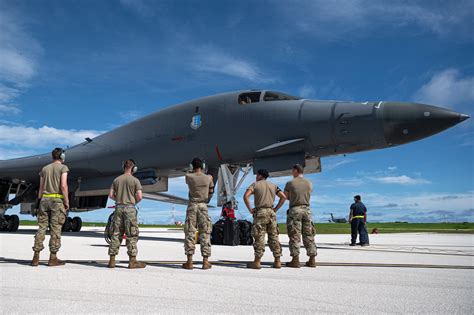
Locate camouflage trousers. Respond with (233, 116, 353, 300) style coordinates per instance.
(33, 198, 67, 253)
(184, 202, 212, 257)
(108, 206, 139, 257)
(252, 208, 282, 258)
(287, 205, 317, 257)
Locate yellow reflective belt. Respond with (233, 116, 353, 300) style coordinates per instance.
(42, 193, 64, 199)
(352, 215, 365, 219)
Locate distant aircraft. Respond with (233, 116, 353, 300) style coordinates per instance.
(0, 90, 469, 231)
(328, 213, 348, 224)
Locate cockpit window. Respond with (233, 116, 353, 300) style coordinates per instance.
(263, 91, 301, 101)
(238, 92, 261, 104)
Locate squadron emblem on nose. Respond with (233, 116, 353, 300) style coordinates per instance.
(190, 114, 202, 130)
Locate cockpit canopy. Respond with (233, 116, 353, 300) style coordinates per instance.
(238, 91, 301, 104)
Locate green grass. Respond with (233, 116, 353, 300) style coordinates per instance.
(279, 222, 474, 234)
(20, 220, 473, 233)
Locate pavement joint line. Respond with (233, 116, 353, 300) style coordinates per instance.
(0, 258, 472, 269)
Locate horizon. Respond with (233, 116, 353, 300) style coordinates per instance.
(1, 0, 473, 224)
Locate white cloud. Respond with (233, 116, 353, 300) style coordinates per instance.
(0, 104, 21, 115)
(0, 148, 39, 160)
(311, 191, 473, 216)
(194, 46, 273, 83)
(370, 175, 431, 185)
(0, 125, 103, 159)
(413, 68, 474, 108)
(119, 110, 143, 122)
(0, 7, 41, 115)
(280, 1, 473, 40)
(369, 192, 474, 212)
(322, 168, 430, 187)
(324, 158, 355, 172)
(0, 84, 20, 103)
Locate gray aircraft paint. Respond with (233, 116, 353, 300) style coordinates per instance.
(0, 90, 469, 201)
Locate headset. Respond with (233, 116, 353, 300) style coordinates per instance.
(188, 160, 206, 172)
(122, 159, 138, 174)
(54, 147, 66, 161)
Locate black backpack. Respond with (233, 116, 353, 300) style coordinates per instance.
(211, 219, 225, 245)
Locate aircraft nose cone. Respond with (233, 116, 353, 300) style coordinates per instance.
(383, 102, 469, 146)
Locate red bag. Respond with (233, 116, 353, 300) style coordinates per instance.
(221, 206, 236, 219)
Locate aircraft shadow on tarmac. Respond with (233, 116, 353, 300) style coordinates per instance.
(0, 256, 277, 269)
(2, 257, 472, 270)
(0, 229, 186, 244)
(3, 230, 473, 257)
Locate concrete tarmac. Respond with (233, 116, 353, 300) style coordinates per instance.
(1, 227, 473, 314)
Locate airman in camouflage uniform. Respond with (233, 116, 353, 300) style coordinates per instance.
(244, 169, 286, 269)
(108, 206, 140, 258)
(107, 159, 146, 269)
(284, 164, 317, 268)
(182, 158, 214, 270)
(31, 147, 70, 267)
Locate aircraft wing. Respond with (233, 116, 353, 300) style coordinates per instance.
(142, 192, 189, 205)
(142, 192, 215, 208)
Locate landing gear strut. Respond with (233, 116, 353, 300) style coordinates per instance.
(217, 164, 252, 210)
(0, 214, 20, 232)
(62, 216, 82, 232)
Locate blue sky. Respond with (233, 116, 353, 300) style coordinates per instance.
(1, 0, 473, 223)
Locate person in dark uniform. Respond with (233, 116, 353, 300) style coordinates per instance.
(349, 195, 369, 246)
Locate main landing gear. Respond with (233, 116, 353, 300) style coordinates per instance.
(62, 216, 82, 232)
(0, 214, 20, 232)
(217, 164, 252, 210)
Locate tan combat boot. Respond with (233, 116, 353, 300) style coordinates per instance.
(305, 255, 317, 268)
(285, 256, 300, 268)
(246, 256, 261, 269)
(182, 255, 193, 270)
(31, 251, 40, 267)
(48, 253, 65, 266)
(273, 256, 281, 269)
(202, 256, 212, 270)
(128, 256, 146, 269)
(108, 255, 116, 268)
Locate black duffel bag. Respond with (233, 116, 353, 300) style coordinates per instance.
(238, 219, 254, 245)
(211, 219, 225, 245)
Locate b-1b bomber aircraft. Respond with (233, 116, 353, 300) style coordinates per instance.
(0, 90, 469, 232)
